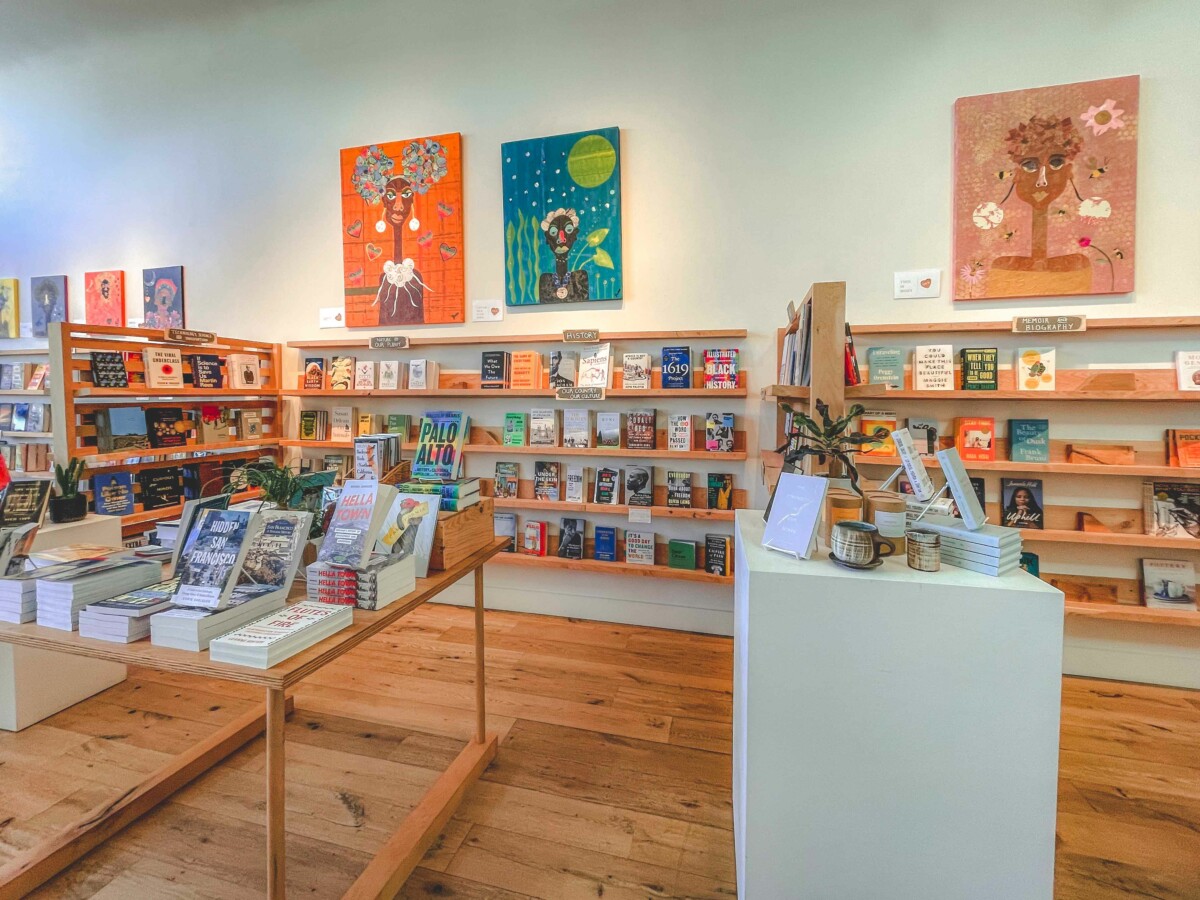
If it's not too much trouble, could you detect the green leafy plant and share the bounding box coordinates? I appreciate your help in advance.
[777,400,886,497]
[53,457,86,498]
[219,462,334,539]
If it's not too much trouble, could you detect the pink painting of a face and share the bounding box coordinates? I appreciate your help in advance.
[953,75,1138,301]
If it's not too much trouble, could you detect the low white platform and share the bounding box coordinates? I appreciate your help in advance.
[0,515,128,731]
[733,510,1064,899]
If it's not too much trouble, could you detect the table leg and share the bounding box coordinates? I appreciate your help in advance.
[474,565,486,745]
[266,687,286,899]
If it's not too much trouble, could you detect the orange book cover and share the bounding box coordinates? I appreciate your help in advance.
[1175,430,1200,468]
[510,350,543,389]
[955,416,996,462]
[859,410,897,455]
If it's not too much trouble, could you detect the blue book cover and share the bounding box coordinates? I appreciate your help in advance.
[175,509,258,608]
[661,346,692,389]
[92,472,135,516]
[867,347,904,387]
[594,526,617,561]
[1008,419,1050,462]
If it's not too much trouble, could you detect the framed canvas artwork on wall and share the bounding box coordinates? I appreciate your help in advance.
[953,75,1138,301]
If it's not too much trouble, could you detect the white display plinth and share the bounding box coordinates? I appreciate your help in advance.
[0,515,128,731]
[733,510,1064,900]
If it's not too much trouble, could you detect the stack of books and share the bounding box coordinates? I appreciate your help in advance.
[209,601,353,669]
[353,434,403,479]
[35,558,162,631]
[397,478,480,512]
[298,409,331,441]
[150,590,288,651]
[0,570,42,623]
[912,514,1023,576]
[79,578,179,643]
[305,552,416,610]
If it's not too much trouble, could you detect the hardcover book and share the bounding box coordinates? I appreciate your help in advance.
[1016,348,1056,391]
[867,347,904,388]
[549,350,577,388]
[621,353,651,390]
[667,471,693,508]
[954,416,996,462]
[89,351,128,389]
[298,410,322,442]
[533,461,561,501]
[481,350,511,389]
[913,344,954,391]
[493,462,519,498]
[237,510,312,597]
[906,418,940,457]
[144,347,185,389]
[318,480,397,567]
[331,406,356,442]
[960,347,998,390]
[26,364,48,390]
[237,410,263,440]
[174,509,262,609]
[1001,478,1045,529]
[413,411,469,481]
[529,408,559,446]
[197,405,231,443]
[703,349,739,390]
[191,354,223,389]
[494,512,517,552]
[577,344,612,389]
[225,354,261,389]
[1143,481,1200,539]
[626,409,657,450]
[596,412,622,448]
[558,517,585,560]
[1019,551,1040,576]
[510,351,542,389]
[329,356,355,391]
[503,412,529,446]
[667,414,693,452]
[1175,351,1200,391]
[661,346,691,389]
[705,534,730,576]
[565,465,585,503]
[667,539,697,570]
[625,530,656,565]
[1173,429,1200,468]
[357,412,382,436]
[303,357,325,390]
[95,406,149,453]
[138,467,182,510]
[11,404,27,432]
[708,473,733,510]
[705,412,734,452]
[386,414,411,436]
[1142,558,1197,609]
[146,407,188,449]
[1009,419,1050,462]
[593,466,621,505]
[521,521,547,556]
[594,526,617,561]
[378,360,402,391]
[0,404,13,430]
[0,480,50,528]
[859,410,896,455]
[26,404,45,433]
[353,360,376,391]
[562,409,592,448]
[408,359,437,390]
[624,466,653,507]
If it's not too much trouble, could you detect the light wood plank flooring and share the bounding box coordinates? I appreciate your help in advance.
[0,604,1195,898]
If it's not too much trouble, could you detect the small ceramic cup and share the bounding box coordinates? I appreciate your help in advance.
[830,520,896,566]
[906,528,941,571]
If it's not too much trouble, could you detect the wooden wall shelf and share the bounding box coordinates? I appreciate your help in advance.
[1064,601,1200,627]
[857,454,1200,480]
[286,329,747,350]
[118,489,264,528]
[490,553,731,585]
[483,477,746,521]
[1019,530,1200,551]
[73,388,280,402]
[0,348,49,357]
[852,316,1200,335]
[79,439,280,467]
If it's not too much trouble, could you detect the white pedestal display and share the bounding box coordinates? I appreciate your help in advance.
[0,515,128,731]
[733,510,1064,900]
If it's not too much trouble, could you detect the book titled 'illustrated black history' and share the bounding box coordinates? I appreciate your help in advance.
[174,509,263,609]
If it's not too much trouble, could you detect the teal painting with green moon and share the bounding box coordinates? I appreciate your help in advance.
[502,126,622,306]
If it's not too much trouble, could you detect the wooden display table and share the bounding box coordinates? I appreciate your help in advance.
[0,537,509,899]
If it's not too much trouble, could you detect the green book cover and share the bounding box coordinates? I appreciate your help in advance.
[386,414,411,436]
[866,347,904,388]
[503,412,528,447]
[960,347,998,390]
[1008,418,1050,462]
[667,539,697,570]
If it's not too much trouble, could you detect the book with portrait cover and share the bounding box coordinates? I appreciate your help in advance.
[174,509,263,609]
[1001,478,1044,530]
[624,466,653,507]
[707,473,733,510]
[705,412,734,452]
[549,350,577,388]
[954,416,996,462]
[557,517,585,560]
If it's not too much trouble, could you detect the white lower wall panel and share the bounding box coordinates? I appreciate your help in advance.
[1064,618,1200,689]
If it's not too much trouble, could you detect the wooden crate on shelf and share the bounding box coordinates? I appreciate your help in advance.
[430,497,495,572]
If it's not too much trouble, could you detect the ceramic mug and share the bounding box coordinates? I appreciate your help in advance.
[830,520,896,566]
[1162,579,1185,599]
[906,528,941,572]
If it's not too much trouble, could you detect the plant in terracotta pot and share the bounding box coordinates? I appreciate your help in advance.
[50,457,89,523]
[777,400,887,498]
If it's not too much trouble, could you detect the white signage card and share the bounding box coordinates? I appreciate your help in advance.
[318,307,345,329]
[471,300,504,323]
[761,472,828,560]
[628,508,652,525]
[935,447,987,531]
[891,428,936,501]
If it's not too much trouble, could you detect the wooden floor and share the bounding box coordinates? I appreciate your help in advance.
[0,604,1195,899]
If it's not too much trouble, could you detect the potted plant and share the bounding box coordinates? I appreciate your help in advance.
[50,457,89,523]
[220,461,333,541]
[777,400,886,497]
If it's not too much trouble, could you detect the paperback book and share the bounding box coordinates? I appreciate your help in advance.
[661,346,691,389]
[667,414,693,452]
[558,517,585,560]
[318,479,398,567]
[236,509,312,601]
[621,353,651,390]
[906,418,940,457]
[298,411,326,442]
[667,539,697,570]
[353,360,376,391]
[408,359,438,390]
[225,354,261,389]
[144,348,185,389]
[191,355,223,388]
[174,509,263,609]
[549,350,577,388]
[534,461,561,501]
[510,351,543,389]
[667,471,693,508]
[92,472,136,516]
[1143,482,1200,539]
[1141,558,1196,609]
[521,521,547,556]
[303,357,325,390]
[859,410,896,455]
[627,409,657,450]
[413,411,469,481]
[1016,348,1056,391]
[593,467,621,505]
[1001,478,1045,530]
[708,473,733,510]
[565,465,585,503]
[481,350,512,389]
[494,512,517,552]
[705,534,730,576]
[866,347,904,388]
[146,407,188,449]
[562,408,592,448]
[530,408,559,447]
[624,466,653,507]
[913,344,953,391]
[705,412,734,452]
[494,462,520,498]
[329,356,355,390]
[625,530,656,565]
[577,344,612,389]
[954,416,996,462]
[703,349,739,389]
[596,412,622,448]
[959,347,998,390]
[379,360,403,391]
[594,526,617,561]
[1175,351,1200,391]
[503,412,529,446]
[89,351,128,388]
[94,406,149,452]
[138,467,182,510]
[1009,419,1050,463]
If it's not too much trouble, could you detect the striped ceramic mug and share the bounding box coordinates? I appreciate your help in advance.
[830,520,896,566]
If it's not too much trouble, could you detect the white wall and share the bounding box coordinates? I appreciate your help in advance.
[2,0,1198,637]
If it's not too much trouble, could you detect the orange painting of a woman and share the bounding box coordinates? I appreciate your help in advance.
[953,76,1138,301]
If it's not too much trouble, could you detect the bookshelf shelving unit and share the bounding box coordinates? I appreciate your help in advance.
[762,310,1200,636]
[0,345,52,479]
[49,323,284,536]
[284,328,749,583]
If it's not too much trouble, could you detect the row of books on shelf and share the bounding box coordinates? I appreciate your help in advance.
[1,442,51,474]
[88,349,266,390]
[302,344,740,391]
[0,402,50,433]
[94,405,265,453]
[0,363,49,392]
[494,513,732,575]
[493,461,734,510]
[864,344,1200,392]
[84,458,255,515]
